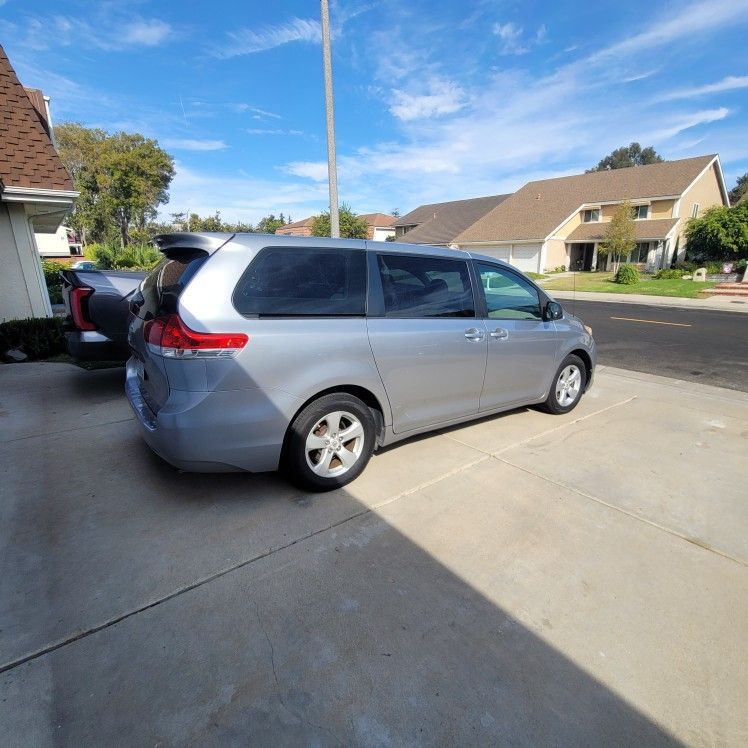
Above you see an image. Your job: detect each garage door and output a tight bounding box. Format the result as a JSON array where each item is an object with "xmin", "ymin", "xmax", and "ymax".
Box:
[
  {"xmin": 511, "ymin": 244, "xmax": 541, "ymax": 273},
  {"xmin": 476, "ymin": 247, "xmax": 510, "ymax": 263}
]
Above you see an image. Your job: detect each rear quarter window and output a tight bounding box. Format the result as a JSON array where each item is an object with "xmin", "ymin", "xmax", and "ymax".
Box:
[
  {"xmin": 233, "ymin": 246, "xmax": 366, "ymax": 316},
  {"xmin": 137, "ymin": 251, "xmax": 208, "ymax": 317}
]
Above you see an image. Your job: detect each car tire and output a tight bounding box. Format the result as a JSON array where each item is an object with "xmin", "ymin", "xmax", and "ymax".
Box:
[
  {"xmin": 540, "ymin": 354, "xmax": 587, "ymax": 415},
  {"xmin": 283, "ymin": 393, "xmax": 376, "ymax": 491}
]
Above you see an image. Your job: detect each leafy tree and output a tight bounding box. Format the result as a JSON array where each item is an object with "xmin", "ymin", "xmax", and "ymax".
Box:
[
  {"xmin": 311, "ymin": 204, "xmax": 369, "ymax": 239},
  {"xmin": 597, "ymin": 201, "xmax": 636, "ymax": 273},
  {"xmin": 256, "ymin": 214, "xmax": 288, "ymax": 234},
  {"xmin": 56, "ymin": 123, "xmax": 175, "ymax": 246},
  {"xmin": 728, "ymin": 173, "xmax": 748, "ymax": 205},
  {"xmin": 685, "ymin": 203, "xmax": 748, "ymax": 260},
  {"xmin": 587, "ymin": 142, "xmax": 664, "ymax": 172}
]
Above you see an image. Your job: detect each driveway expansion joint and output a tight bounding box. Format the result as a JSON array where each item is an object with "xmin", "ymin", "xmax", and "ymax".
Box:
[
  {"xmin": 494, "ymin": 456, "xmax": 747, "ymax": 568},
  {"xmin": 0, "ymin": 452, "xmax": 489, "ymax": 676}
]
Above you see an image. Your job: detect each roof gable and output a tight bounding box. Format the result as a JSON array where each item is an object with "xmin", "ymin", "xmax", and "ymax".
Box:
[
  {"xmin": 455, "ymin": 155, "xmax": 718, "ymax": 243},
  {"xmin": 0, "ymin": 45, "xmax": 74, "ymax": 192},
  {"xmin": 396, "ymin": 194, "xmax": 510, "ymax": 245}
]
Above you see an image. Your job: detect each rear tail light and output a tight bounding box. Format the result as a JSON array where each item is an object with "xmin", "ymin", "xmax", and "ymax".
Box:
[
  {"xmin": 143, "ymin": 314, "xmax": 248, "ymax": 359},
  {"xmin": 70, "ymin": 287, "xmax": 96, "ymax": 331}
]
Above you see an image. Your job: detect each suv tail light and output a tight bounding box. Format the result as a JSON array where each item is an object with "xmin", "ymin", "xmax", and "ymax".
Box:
[
  {"xmin": 70, "ymin": 287, "xmax": 96, "ymax": 331},
  {"xmin": 143, "ymin": 314, "xmax": 248, "ymax": 359}
]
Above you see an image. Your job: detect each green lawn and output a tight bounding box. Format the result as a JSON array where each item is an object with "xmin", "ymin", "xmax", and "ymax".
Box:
[{"xmin": 540, "ymin": 272, "xmax": 715, "ymax": 299}]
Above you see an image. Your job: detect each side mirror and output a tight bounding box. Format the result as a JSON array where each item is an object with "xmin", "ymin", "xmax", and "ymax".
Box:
[{"xmin": 544, "ymin": 300, "xmax": 563, "ymax": 321}]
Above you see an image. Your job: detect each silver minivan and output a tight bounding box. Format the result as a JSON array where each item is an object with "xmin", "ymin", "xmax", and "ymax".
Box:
[{"xmin": 126, "ymin": 233, "xmax": 595, "ymax": 490}]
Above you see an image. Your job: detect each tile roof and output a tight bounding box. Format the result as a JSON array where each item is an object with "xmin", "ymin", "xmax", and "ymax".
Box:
[
  {"xmin": 0, "ymin": 46, "xmax": 74, "ymax": 192},
  {"xmin": 566, "ymin": 218, "xmax": 679, "ymax": 242},
  {"xmin": 359, "ymin": 212, "xmax": 395, "ymax": 227},
  {"xmin": 396, "ymin": 194, "xmax": 510, "ymax": 245},
  {"xmin": 455, "ymin": 155, "xmax": 717, "ymax": 243}
]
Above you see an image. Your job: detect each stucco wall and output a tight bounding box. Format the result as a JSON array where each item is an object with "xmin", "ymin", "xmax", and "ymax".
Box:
[
  {"xmin": 553, "ymin": 210, "xmax": 583, "ymax": 239},
  {"xmin": 0, "ymin": 202, "xmax": 52, "ymax": 321},
  {"xmin": 542, "ymin": 239, "xmax": 568, "ymax": 270},
  {"xmin": 678, "ymin": 162, "xmax": 726, "ymax": 256},
  {"xmin": 649, "ymin": 199, "xmax": 676, "ymax": 219}
]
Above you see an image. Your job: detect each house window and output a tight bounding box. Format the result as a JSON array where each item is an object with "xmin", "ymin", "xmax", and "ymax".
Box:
[
  {"xmin": 692, "ymin": 203, "xmax": 700, "ymax": 218},
  {"xmin": 630, "ymin": 242, "xmax": 650, "ymax": 263},
  {"xmin": 633, "ymin": 205, "xmax": 649, "ymax": 220},
  {"xmin": 582, "ymin": 208, "xmax": 600, "ymax": 222}
]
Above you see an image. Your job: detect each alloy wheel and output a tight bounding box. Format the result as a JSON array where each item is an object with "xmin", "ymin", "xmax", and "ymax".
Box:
[
  {"xmin": 555, "ymin": 364, "xmax": 582, "ymax": 407},
  {"xmin": 305, "ymin": 410, "xmax": 365, "ymax": 478}
]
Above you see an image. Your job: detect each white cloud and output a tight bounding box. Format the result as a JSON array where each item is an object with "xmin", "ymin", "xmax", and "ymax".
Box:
[
  {"xmin": 233, "ymin": 104, "xmax": 283, "ymax": 120},
  {"xmin": 588, "ymin": 0, "xmax": 748, "ymax": 62},
  {"xmin": 164, "ymin": 163, "xmax": 329, "ymax": 223},
  {"xmin": 493, "ymin": 22, "xmax": 528, "ymax": 55},
  {"xmin": 246, "ymin": 128, "xmax": 304, "ymax": 136},
  {"xmin": 284, "ymin": 161, "xmax": 330, "ymax": 181},
  {"xmin": 6, "ymin": 13, "xmax": 175, "ymax": 52},
  {"xmin": 390, "ymin": 78, "xmax": 466, "ymax": 121},
  {"xmin": 281, "ymin": 0, "xmax": 747, "ymax": 213},
  {"xmin": 216, "ymin": 17, "xmax": 320, "ymax": 57},
  {"xmin": 658, "ymin": 75, "xmax": 748, "ymax": 101},
  {"xmin": 162, "ymin": 138, "xmax": 228, "ymax": 151},
  {"xmin": 122, "ymin": 19, "xmax": 172, "ymax": 46},
  {"xmin": 623, "ymin": 69, "xmax": 659, "ymax": 83},
  {"xmin": 492, "ymin": 21, "xmax": 547, "ymax": 55},
  {"xmin": 645, "ymin": 108, "xmax": 730, "ymax": 141}
]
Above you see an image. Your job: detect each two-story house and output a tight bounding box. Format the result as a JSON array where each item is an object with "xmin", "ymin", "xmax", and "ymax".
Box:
[{"xmin": 452, "ymin": 155, "xmax": 729, "ymax": 273}]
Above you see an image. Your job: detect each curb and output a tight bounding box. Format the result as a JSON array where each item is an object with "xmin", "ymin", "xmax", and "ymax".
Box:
[{"xmin": 548, "ymin": 290, "xmax": 748, "ymax": 313}]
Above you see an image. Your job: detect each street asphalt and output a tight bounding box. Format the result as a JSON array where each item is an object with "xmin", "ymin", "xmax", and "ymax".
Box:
[{"xmin": 566, "ymin": 299, "xmax": 748, "ymax": 392}]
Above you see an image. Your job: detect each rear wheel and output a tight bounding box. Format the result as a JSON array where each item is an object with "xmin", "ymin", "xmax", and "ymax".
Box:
[
  {"xmin": 540, "ymin": 354, "xmax": 587, "ymax": 414},
  {"xmin": 283, "ymin": 393, "xmax": 375, "ymax": 491}
]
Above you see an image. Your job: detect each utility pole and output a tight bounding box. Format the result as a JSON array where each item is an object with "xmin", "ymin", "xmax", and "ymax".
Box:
[{"xmin": 320, "ymin": 0, "xmax": 340, "ymax": 238}]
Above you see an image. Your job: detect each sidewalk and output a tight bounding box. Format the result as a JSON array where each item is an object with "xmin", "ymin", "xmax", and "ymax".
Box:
[{"xmin": 547, "ymin": 288, "xmax": 748, "ymax": 312}]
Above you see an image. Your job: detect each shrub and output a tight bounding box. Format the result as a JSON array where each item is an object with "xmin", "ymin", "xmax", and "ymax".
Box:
[
  {"xmin": 654, "ymin": 268, "xmax": 683, "ymax": 280},
  {"xmin": 704, "ymin": 261, "xmax": 723, "ymax": 274},
  {"xmin": 89, "ymin": 242, "xmax": 161, "ymax": 270},
  {"xmin": 614, "ymin": 264, "xmax": 640, "ymax": 285},
  {"xmin": 0, "ymin": 317, "xmax": 66, "ymax": 360},
  {"xmin": 41, "ymin": 260, "xmax": 68, "ymax": 304},
  {"xmin": 673, "ymin": 260, "xmax": 697, "ymax": 273}
]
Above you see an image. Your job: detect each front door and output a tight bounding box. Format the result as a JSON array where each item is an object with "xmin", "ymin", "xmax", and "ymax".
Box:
[
  {"xmin": 367, "ymin": 252, "xmax": 487, "ymax": 434},
  {"xmin": 475, "ymin": 262, "xmax": 560, "ymax": 409}
]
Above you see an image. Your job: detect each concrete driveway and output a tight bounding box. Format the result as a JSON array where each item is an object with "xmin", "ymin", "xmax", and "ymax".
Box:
[{"xmin": 1, "ymin": 362, "xmax": 746, "ymax": 746}]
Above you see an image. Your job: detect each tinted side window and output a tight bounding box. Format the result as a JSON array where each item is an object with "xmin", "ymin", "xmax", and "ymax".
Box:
[
  {"xmin": 377, "ymin": 254, "xmax": 474, "ymax": 318},
  {"xmin": 477, "ymin": 263, "xmax": 542, "ymax": 320},
  {"xmin": 234, "ymin": 247, "xmax": 366, "ymax": 316}
]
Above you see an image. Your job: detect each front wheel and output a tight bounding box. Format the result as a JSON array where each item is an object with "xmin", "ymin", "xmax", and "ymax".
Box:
[
  {"xmin": 283, "ymin": 393, "xmax": 375, "ymax": 491},
  {"xmin": 540, "ymin": 354, "xmax": 587, "ymax": 414}
]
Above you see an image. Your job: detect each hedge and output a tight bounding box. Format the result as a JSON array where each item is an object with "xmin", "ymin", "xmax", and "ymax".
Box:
[{"xmin": 0, "ymin": 317, "xmax": 66, "ymax": 360}]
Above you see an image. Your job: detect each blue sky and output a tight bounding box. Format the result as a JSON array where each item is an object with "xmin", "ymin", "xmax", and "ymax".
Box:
[{"xmin": 2, "ymin": 0, "xmax": 747, "ymax": 223}]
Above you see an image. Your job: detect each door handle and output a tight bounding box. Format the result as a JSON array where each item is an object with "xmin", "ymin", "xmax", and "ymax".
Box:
[
  {"xmin": 464, "ymin": 327, "xmax": 485, "ymax": 341},
  {"xmin": 490, "ymin": 328, "xmax": 509, "ymax": 340}
]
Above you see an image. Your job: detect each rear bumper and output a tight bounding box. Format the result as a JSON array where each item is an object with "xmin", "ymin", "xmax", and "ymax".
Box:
[
  {"xmin": 65, "ymin": 330, "xmax": 129, "ymax": 362},
  {"xmin": 125, "ymin": 360, "xmax": 298, "ymax": 473}
]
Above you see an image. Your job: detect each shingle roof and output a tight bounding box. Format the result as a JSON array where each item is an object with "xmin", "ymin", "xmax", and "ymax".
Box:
[
  {"xmin": 455, "ymin": 156, "xmax": 717, "ymax": 243},
  {"xmin": 359, "ymin": 212, "xmax": 395, "ymax": 227},
  {"xmin": 279, "ymin": 216, "xmax": 315, "ymax": 230},
  {"xmin": 396, "ymin": 194, "xmax": 510, "ymax": 245},
  {"xmin": 0, "ymin": 46, "xmax": 73, "ymax": 192},
  {"xmin": 566, "ymin": 218, "xmax": 679, "ymax": 242}
]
